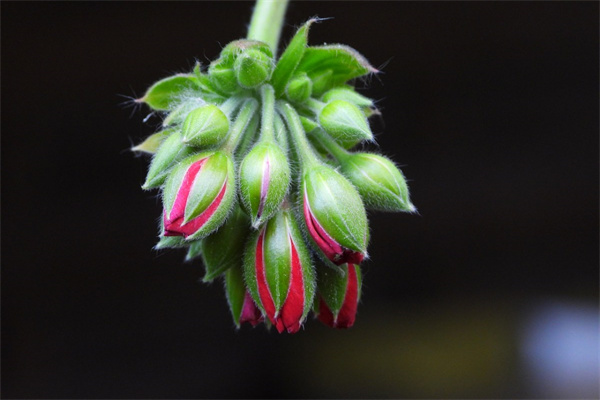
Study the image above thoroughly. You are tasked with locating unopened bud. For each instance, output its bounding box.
[234,49,273,89]
[319,100,373,148]
[162,151,235,240]
[239,141,291,228]
[341,152,415,212]
[181,104,229,147]
[244,209,315,333]
[225,265,264,328]
[285,73,312,103]
[302,165,368,265]
[315,263,361,329]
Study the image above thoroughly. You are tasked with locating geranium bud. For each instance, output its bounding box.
[319,99,373,148]
[340,152,416,212]
[244,209,315,333]
[302,165,368,265]
[316,263,362,329]
[199,206,250,282]
[143,131,194,190]
[208,60,238,94]
[162,150,235,241]
[285,73,312,103]
[239,141,290,228]
[225,264,264,328]
[181,104,229,147]
[234,48,273,89]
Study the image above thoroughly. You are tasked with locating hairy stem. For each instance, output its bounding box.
[247,0,289,56]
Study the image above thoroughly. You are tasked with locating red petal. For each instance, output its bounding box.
[255,230,277,323]
[164,178,228,237]
[303,191,365,265]
[170,158,207,221]
[278,236,305,333]
[317,297,336,327]
[334,264,359,328]
[240,292,264,327]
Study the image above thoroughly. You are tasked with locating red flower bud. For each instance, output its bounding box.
[244,209,315,333]
[162,151,234,240]
[317,263,361,329]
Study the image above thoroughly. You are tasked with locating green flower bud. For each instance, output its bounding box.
[301,165,368,266]
[285,73,312,103]
[199,206,250,282]
[208,60,238,94]
[234,48,273,89]
[319,99,373,148]
[143,131,194,190]
[340,152,416,212]
[181,104,229,147]
[321,86,374,108]
[239,141,291,228]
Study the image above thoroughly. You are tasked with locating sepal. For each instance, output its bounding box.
[139,74,199,111]
[225,265,264,328]
[143,130,194,190]
[199,206,250,282]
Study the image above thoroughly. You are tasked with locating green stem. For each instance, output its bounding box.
[277,100,320,168]
[223,98,259,153]
[311,128,351,162]
[259,84,276,142]
[247,0,289,56]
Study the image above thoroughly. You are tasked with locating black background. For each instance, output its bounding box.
[2,1,598,398]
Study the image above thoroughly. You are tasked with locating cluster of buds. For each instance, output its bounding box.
[132,19,415,333]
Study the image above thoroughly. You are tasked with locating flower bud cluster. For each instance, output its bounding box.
[131,19,415,332]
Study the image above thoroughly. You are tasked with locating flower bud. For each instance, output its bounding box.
[199,206,250,282]
[285,73,312,103]
[244,209,315,333]
[315,263,361,329]
[319,99,373,148]
[234,48,273,89]
[162,151,235,240]
[208,60,238,94]
[302,165,368,265]
[340,152,416,212]
[181,104,229,147]
[143,131,194,190]
[239,141,291,228]
[225,265,264,328]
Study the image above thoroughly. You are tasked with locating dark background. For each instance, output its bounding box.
[2,1,598,398]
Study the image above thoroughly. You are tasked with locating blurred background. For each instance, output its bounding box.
[2,1,598,398]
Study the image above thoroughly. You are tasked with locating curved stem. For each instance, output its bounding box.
[311,128,350,162]
[223,98,259,153]
[259,84,276,142]
[247,0,289,56]
[277,100,320,168]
